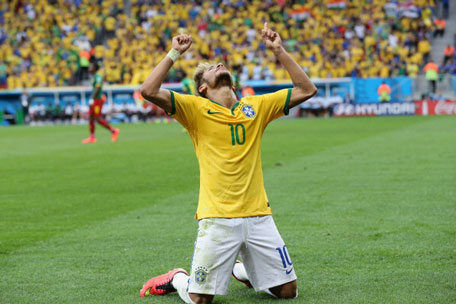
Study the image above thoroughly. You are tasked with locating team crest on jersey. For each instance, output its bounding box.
[241,104,256,118]
[194,266,208,284]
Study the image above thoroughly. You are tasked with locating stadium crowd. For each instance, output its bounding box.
[0,0,446,90]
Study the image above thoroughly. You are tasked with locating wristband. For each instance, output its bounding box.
[167,49,180,62]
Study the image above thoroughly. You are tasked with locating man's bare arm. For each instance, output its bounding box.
[261,23,317,108]
[140,57,174,113]
[275,48,317,107]
[140,31,192,113]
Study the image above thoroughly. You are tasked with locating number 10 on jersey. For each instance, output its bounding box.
[228,124,246,145]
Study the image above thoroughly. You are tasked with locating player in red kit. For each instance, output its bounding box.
[82,61,119,144]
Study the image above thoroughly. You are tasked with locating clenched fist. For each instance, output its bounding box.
[172,29,193,55]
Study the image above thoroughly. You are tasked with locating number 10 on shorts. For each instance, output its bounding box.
[276,245,293,268]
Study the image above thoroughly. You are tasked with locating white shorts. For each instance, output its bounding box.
[187,215,297,295]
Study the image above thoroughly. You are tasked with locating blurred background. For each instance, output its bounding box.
[0,0,455,126]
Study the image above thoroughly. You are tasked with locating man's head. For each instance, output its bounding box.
[193,62,233,98]
[89,61,100,75]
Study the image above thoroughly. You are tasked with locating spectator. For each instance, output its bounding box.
[252,64,263,81]
[418,38,431,63]
[433,91,446,101]
[78,49,91,82]
[0,61,7,89]
[354,22,366,41]
[36,102,46,122]
[343,93,353,104]
[45,102,54,122]
[54,103,64,121]
[441,58,456,75]
[28,103,38,123]
[72,101,84,123]
[2,0,438,87]
[20,89,29,123]
[423,60,439,94]
[181,75,196,95]
[377,81,391,102]
[241,86,255,97]
[110,102,128,123]
[120,101,134,122]
[64,102,74,122]
[133,89,149,122]
[442,0,449,19]
[104,15,116,39]
[125,101,138,122]
[263,66,275,81]
[326,93,343,116]
[433,18,446,38]
[406,61,419,78]
[443,45,454,65]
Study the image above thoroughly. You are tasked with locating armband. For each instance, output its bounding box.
[167,49,180,62]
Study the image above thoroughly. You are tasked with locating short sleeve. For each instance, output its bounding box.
[261,88,292,123]
[168,90,201,131]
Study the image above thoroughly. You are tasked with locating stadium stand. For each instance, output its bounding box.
[1,0,439,89]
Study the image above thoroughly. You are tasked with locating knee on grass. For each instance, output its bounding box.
[189,293,214,304]
[269,280,298,299]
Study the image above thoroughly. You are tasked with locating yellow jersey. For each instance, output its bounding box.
[169,88,292,220]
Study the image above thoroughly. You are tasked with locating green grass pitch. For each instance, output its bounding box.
[0,116,455,303]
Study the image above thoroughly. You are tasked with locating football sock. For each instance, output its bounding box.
[89,120,95,136]
[97,118,113,132]
[172,272,194,304]
[232,262,249,281]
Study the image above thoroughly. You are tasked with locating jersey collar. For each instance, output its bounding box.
[208,99,240,115]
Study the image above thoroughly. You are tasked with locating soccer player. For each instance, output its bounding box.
[139,23,317,303]
[181,73,196,95]
[82,61,119,144]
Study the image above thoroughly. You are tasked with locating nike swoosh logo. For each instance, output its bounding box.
[208,110,222,115]
[285,268,294,275]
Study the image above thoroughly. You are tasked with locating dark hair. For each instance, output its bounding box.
[91,61,100,71]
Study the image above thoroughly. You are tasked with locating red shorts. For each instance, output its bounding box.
[89,98,105,117]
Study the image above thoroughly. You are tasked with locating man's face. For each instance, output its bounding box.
[202,63,233,89]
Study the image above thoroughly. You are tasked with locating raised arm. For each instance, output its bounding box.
[261,23,317,108]
[140,31,192,113]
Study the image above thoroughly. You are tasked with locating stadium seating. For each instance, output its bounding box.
[1,0,437,89]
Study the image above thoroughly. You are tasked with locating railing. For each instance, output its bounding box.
[411,74,456,98]
[0,79,355,108]
[2,75,454,114]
